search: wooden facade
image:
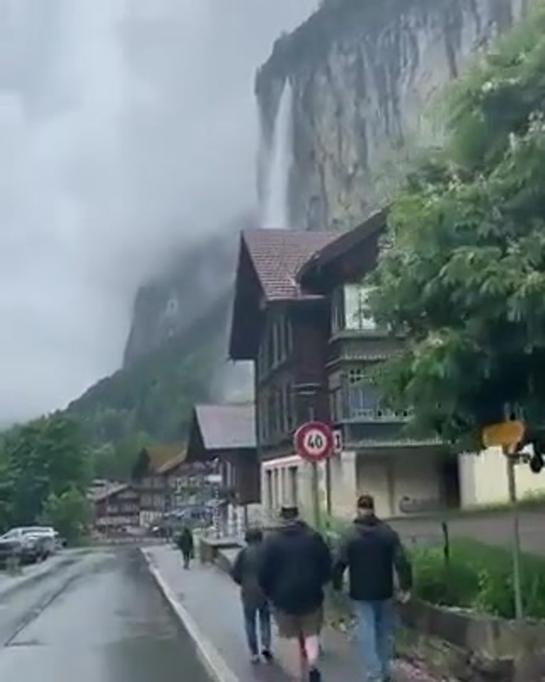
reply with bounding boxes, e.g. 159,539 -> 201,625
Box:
230,218 -> 458,519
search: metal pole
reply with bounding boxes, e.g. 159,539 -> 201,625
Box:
311,461 -> 321,530
325,457 -> 332,517
307,402 -> 322,530
507,456 -> 524,619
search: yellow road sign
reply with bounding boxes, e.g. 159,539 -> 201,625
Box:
482,421 -> 525,449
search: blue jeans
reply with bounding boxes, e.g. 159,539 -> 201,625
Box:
243,603 -> 271,656
354,600 -> 395,681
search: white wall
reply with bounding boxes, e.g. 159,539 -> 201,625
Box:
459,447 -> 545,507
356,453 -> 443,518
329,450 -> 357,520
356,458 -> 391,517
392,455 -> 442,516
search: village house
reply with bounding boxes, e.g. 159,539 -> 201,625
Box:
186,403 -> 259,530
229,220 -> 461,521
93,483 -> 140,531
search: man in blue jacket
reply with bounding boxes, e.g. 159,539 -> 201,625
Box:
333,494 -> 412,682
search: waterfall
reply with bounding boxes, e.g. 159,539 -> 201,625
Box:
261,80 -> 294,229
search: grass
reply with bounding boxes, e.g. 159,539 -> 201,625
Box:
412,538 -> 545,619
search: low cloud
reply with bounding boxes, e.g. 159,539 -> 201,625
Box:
0,0 -> 317,424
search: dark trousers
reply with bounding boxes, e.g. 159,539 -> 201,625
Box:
243,603 -> 271,656
182,551 -> 192,569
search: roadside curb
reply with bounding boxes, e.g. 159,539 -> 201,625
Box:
141,548 -> 239,682
0,554 -> 78,602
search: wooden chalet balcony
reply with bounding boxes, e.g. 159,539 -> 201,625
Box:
331,383 -> 411,424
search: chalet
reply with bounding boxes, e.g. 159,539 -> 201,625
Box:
229,220 -> 458,521
131,444 -> 220,527
93,483 -> 140,531
186,403 -> 259,527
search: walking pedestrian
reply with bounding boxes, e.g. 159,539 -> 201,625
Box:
176,526 -> 194,569
258,506 -> 331,682
333,494 -> 412,682
231,528 -> 273,665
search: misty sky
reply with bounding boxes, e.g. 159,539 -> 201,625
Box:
0,0 -> 317,425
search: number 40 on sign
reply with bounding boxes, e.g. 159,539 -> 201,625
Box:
294,422 -> 335,463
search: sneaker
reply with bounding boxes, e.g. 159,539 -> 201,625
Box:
262,649 -> 273,663
309,667 -> 322,682
250,655 -> 260,665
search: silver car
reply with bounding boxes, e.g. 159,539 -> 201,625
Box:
1,527 -> 55,562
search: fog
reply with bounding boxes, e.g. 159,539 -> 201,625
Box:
0,0 -> 317,425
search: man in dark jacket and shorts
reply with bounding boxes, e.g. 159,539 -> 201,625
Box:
333,494 -> 412,682
258,506 -> 331,682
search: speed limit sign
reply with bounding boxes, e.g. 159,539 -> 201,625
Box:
294,422 -> 334,463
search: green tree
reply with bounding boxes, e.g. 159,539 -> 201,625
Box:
1,415 -> 90,526
369,3 -> 545,449
40,487 -> 91,545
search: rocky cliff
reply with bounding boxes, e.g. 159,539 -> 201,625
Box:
256,0 -> 528,231
123,222 -> 246,367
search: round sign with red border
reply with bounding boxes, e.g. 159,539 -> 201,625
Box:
294,422 -> 334,463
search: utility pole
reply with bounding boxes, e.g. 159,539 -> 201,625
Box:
507,455 -> 524,619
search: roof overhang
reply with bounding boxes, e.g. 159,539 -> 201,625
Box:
298,209 -> 388,292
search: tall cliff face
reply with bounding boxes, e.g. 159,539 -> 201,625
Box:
123,223 -> 244,367
256,0 -> 528,231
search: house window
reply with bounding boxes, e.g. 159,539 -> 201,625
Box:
289,466 -> 298,506
332,286 -> 345,333
275,319 -> 283,365
284,316 -> 293,355
278,386 -> 286,434
267,323 -> 275,368
345,284 -> 376,331
332,285 -> 376,332
285,382 -> 294,432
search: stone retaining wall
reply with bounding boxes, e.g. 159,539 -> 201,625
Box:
400,600 -> 545,682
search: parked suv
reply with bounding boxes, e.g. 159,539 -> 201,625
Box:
21,527 -> 58,557
1,527 -> 53,563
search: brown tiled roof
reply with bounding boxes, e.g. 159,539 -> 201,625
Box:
242,229 -> 338,301
92,483 -> 131,503
156,451 -> 188,474
195,404 -> 256,450
144,444 -> 184,472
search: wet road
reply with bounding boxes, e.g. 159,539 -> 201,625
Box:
0,548 -> 212,682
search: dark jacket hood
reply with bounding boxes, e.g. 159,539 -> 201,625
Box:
278,520 -> 308,536
354,515 -> 381,529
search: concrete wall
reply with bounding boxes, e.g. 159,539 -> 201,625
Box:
459,448 -> 545,507
356,453 -> 442,518
329,451 -> 357,520
262,450 -> 446,522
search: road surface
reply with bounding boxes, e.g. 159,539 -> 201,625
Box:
0,548 -> 212,682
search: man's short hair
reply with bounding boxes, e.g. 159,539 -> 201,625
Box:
245,527 -> 263,544
357,494 -> 375,511
280,505 -> 299,521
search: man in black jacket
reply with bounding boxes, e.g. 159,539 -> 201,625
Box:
258,506 -> 331,682
231,528 -> 272,664
333,494 -> 412,682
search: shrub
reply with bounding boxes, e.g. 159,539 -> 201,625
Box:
412,545 -> 480,608
412,539 -> 545,620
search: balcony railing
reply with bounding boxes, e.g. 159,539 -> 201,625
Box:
331,384 -> 411,423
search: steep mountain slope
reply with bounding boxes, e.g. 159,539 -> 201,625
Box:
257,0 -> 528,230
67,292 -> 233,446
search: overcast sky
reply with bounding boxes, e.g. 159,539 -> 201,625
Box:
0,0 -> 317,426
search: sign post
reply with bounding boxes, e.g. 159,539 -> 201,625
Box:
482,420 -> 526,620
294,422 -> 334,530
